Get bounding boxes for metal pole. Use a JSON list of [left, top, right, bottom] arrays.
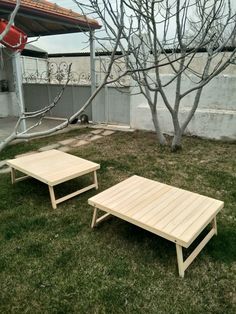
[[90, 30, 96, 122], [12, 51, 26, 132]]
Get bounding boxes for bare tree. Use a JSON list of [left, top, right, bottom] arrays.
[[75, 0, 236, 151], [0, 5, 124, 153], [1, 0, 236, 154]]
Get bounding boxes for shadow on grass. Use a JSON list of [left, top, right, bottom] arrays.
[[94, 217, 175, 264], [206, 227, 236, 263]]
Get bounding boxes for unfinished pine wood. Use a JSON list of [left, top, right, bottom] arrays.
[[183, 227, 216, 271], [7, 150, 100, 186], [176, 244, 184, 277], [49, 185, 57, 209], [10, 167, 16, 184], [10, 167, 29, 183], [88, 175, 223, 276], [7, 150, 100, 209]]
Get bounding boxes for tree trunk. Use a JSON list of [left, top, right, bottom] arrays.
[[150, 107, 167, 145], [171, 131, 183, 152]]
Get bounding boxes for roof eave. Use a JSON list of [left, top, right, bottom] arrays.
[[0, 1, 101, 31]]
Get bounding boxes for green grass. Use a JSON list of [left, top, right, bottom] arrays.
[[0, 129, 236, 313]]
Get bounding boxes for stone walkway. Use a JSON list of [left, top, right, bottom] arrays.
[[0, 129, 115, 174]]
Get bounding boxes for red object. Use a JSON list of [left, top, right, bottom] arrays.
[[0, 19, 27, 51]]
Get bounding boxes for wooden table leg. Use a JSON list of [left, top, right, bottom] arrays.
[[91, 207, 98, 228], [91, 207, 111, 228], [176, 244, 185, 278], [10, 167, 16, 184], [175, 217, 217, 277], [94, 171, 98, 190], [10, 167, 29, 183], [212, 216, 217, 235], [48, 185, 57, 209]]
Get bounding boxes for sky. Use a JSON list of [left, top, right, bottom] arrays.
[[33, 0, 236, 54]]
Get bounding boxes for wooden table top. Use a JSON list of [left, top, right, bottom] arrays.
[[88, 175, 223, 247], [7, 149, 100, 186]]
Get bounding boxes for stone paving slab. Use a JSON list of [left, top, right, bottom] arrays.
[[90, 135, 103, 141], [38, 143, 61, 152], [58, 138, 76, 146], [76, 133, 94, 140], [76, 134, 92, 140], [102, 130, 115, 136], [91, 129, 104, 135], [57, 146, 71, 152], [71, 140, 89, 147]]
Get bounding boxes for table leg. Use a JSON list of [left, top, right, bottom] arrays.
[[48, 185, 57, 209], [94, 171, 98, 190], [10, 167, 16, 184], [175, 217, 217, 277], [176, 244, 185, 278], [91, 207, 98, 228], [91, 207, 111, 228], [212, 216, 217, 235], [10, 167, 29, 183]]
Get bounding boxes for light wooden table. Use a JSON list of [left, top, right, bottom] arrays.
[[88, 175, 223, 277], [7, 149, 100, 209]]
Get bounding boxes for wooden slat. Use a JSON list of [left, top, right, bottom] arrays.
[[137, 189, 189, 226], [179, 202, 223, 245], [132, 188, 184, 221], [171, 199, 222, 239], [90, 176, 164, 211], [89, 175, 138, 203], [90, 176, 143, 205], [34, 158, 98, 183], [46, 165, 99, 185], [157, 195, 213, 233], [7, 149, 100, 185], [123, 185, 171, 217], [104, 181, 165, 215]]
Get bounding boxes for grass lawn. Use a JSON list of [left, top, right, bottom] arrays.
[[0, 129, 235, 313]]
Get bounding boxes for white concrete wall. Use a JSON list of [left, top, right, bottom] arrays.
[[0, 49, 48, 117], [21, 56, 48, 83], [0, 48, 17, 117], [0, 92, 19, 117], [48, 56, 130, 85], [130, 74, 236, 141]]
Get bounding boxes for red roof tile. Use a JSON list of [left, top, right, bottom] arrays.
[[1, 0, 101, 29]]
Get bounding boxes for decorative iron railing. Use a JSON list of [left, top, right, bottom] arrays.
[[22, 61, 91, 85], [22, 60, 130, 86]]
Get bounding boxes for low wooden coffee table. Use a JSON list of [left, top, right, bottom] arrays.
[[88, 175, 223, 277], [7, 149, 100, 209]]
